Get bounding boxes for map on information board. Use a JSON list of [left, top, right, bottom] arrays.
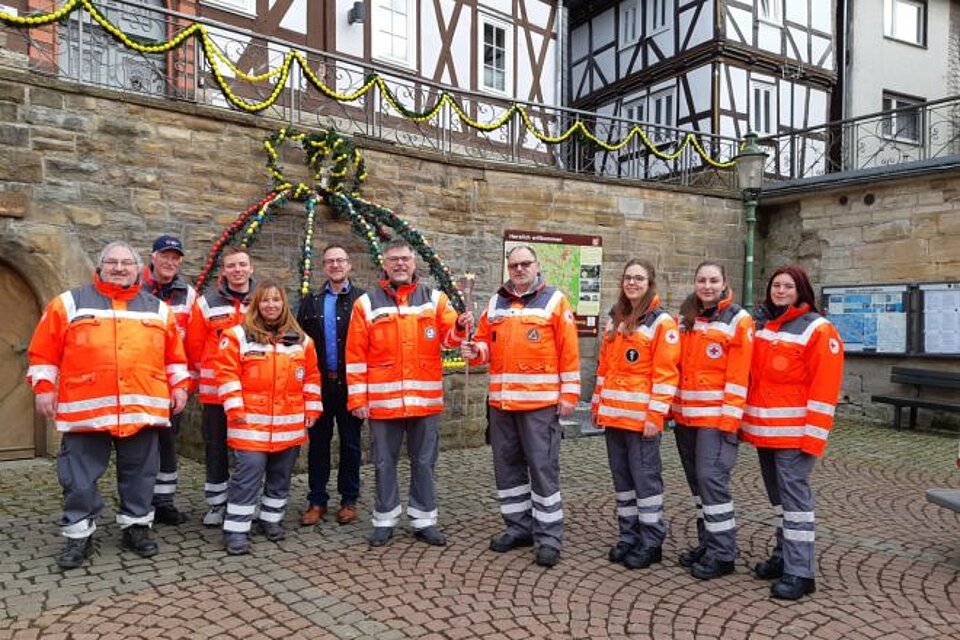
[[822, 285, 909, 354], [921, 283, 960, 354], [504, 230, 603, 336]]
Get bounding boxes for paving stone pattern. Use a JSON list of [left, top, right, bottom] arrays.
[[0, 420, 958, 639]]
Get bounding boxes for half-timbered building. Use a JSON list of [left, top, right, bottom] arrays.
[[568, 0, 836, 177]]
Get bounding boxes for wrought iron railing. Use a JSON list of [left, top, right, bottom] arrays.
[[0, 0, 739, 190], [6, 1, 960, 190], [759, 95, 960, 183]]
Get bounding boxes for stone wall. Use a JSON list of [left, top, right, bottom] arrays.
[[0, 68, 745, 458], [759, 176, 960, 428]]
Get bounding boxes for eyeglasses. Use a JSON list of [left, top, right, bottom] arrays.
[[385, 255, 413, 264], [102, 259, 138, 268], [622, 275, 648, 283], [508, 260, 536, 271], [323, 257, 348, 265]]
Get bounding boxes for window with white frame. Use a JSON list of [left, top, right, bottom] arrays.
[[751, 81, 775, 135], [372, 0, 416, 67], [757, 0, 782, 24], [649, 89, 674, 141], [622, 98, 644, 136], [882, 92, 923, 142], [201, 0, 255, 16], [884, 0, 926, 46], [479, 14, 511, 95], [648, 0, 669, 33], [621, 0, 639, 45]]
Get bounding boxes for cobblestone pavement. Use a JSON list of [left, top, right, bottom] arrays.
[[1, 420, 958, 639]]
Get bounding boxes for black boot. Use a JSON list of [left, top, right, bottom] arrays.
[[608, 541, 632, 563], [414, 526, 447, 546], [490, 531, 533, 553], [224, 533, 250, 555], [367, 527, 394, 547], [258, 521, 287, 542], [622, 545, 662, 570], [154, 504, 188, 526], [56, 536, 93, 570], [690, 557, 736, 580], [754, 556, 785, 579], [771, 574, 816, 600], [121, 525, 159, 558], [677, 545, 706, 568]]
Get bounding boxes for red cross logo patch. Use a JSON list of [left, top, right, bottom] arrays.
[[706, 342, 724, 359]]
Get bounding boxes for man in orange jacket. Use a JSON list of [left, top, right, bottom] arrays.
[[143, 235, 197, 526], [461, 245, 581, 568], [345, 240, 471, 548], [186, 245, 254, 526], [27, 241, 190, 570]]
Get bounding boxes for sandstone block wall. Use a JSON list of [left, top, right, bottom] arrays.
[[0, 68, 744, 458], [760, 176, 960, 428]]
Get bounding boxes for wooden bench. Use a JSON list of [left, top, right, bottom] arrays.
[[871, 367, 960, 430]]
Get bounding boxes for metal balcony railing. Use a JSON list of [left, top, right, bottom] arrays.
[[758, 95, 960, 183], [0, 0, 739, 191]]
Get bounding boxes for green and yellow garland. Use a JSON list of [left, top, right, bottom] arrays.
[[1, 0, 736, 168], [196, 127, 465, 316]]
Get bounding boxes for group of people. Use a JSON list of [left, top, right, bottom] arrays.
[[589, 259, 843, 600], [26, 235, 842, 602]]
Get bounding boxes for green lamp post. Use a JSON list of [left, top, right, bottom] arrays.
[[735, 132, 768, 309]]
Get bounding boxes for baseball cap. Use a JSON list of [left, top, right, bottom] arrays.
[[152, 235, 184, 255]]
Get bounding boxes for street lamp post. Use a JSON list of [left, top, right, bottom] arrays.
[[734, 132, 769, 309]]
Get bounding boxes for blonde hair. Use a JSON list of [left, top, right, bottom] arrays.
[[242, 280, 303, 344]]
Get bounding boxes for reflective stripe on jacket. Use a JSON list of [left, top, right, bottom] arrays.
[[591, 297, 680, 432], [213, 325, 321, 452], [345, 279, 462, 419], [26, 276, 190, 437], [471, 282, 581, 411], [186, 279, 252, 404], [741, 303, 844, 457], [673, 291, 754, 433]]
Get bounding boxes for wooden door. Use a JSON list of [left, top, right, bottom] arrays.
[[0, 262, 41, 460]]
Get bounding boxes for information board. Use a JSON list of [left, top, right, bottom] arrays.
[[503, 230, 603, 336], [822, 285, 909, 354], [920, 283, 960, 354]]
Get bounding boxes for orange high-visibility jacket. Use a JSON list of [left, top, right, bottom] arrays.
[[186, 278, 252, 405], [470, 281, 581, 411], [345, 279, 463, 420], [591, 296, 680, 432], [741, 303, 844, 457], [673, 291, 755, 433], [143, 266, 198, 388], [26, 276, 191, 437], [213, 325, 322, 452]]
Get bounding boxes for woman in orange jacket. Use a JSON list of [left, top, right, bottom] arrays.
[[592, 259, 680, 570], [673, 261, 754, 580], [212, 281, 322, 555], [743, 265, 843, 600]]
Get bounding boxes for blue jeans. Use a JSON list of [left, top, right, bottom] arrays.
[[306, 376, 363, 507]]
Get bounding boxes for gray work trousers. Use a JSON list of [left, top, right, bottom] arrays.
[[57, 427, 159, 539], [369, 415, 439, 531], [223, 447, 300, 535], [201, 404, 229, 509], [490, 405, 564, 551], [675, 424, 739, 562], [153, 412, 181, 507], [605, 427, 666, 549], [757, 447, 818, 579]]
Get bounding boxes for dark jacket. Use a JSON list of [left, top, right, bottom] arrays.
[[297, 280, 365, 378]]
